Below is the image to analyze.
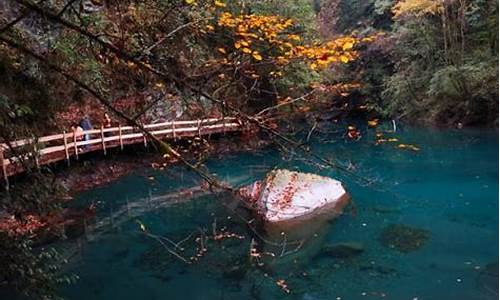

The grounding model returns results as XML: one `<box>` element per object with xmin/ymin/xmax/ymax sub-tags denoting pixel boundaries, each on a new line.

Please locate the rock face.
<box><xmin>240</xmin><ymin>169</ymin><xmax>350</xmax><ymax>227</ymax></box>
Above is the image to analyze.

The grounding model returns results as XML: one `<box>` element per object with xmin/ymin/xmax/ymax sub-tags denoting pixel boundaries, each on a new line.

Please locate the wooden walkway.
<box><xmin>0</xmin><ymin>117</ymin><xmax>241</xmax><ymax>184</ymax></box>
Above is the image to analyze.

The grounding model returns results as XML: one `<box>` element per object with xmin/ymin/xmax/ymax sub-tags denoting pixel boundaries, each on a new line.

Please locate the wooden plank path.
<box><xmin>0</xmin><ymin>117</ymin><xmax>242</xmax><ymax>185</ymax></box>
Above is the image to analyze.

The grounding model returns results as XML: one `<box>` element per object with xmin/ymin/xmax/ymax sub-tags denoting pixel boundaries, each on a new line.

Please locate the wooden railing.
<box><xmin>0</xmin><ymin>117</ymin><xmax>241</xmax><ymax>183</ymax></box>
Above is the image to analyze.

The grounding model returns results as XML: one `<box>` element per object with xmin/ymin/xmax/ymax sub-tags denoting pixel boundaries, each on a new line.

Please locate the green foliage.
<box><xmin>381</xmin><ymin>0</ymin><xmax>498</xmax><ymax>125</ymax></box>
<box><xmin>247</xmin><ymin>0</ymin><xmax>318</xmax><ymax>37</ymax></box>
<box><xmin>274</xmin><ymin>62</ymin><xmax>321</xmax><ymax>95</ymax></box>
<box><xmin>0</xmin><ymin>233</ymin><xmax>77</xmax><ymax>300</ymax></box>
<box><xmin>1</xmin><ymin>173</ymin><xmax>64</xmax><ymax>216</ymax></box>
<box><xmin>319</xmin><ymin>0</ymin><xmax>499</xmax><ymax>126</ymax></box>
<box><xmin>0</xmin><ymin>53</ymin><xmax>60</xmax><ymax>136</ymax></box>
<box><xmin>427</xmin><ymin>63</ymin><xmax>499</xmax><ymax>123</ymax></box>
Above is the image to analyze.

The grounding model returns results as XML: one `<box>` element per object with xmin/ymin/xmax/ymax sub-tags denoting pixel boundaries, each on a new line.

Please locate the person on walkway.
<box><xmin>79</xmin><ymin>114</ymin><xmax>93</xmax><ymax>149</ymax></box>
<box><xmin>71</xmin><ymin>123</ymin><xmax>84</xmax><ymax>152</ymax></box>
<box><xmin>102</xmin><ymin>112</ymin><xmax>112</xmax><ymax>137</ymax></box>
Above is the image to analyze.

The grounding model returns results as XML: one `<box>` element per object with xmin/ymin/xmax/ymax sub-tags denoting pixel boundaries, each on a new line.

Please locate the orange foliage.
<box><xmin>214</xmin><ymin>12</ymin><xmax>362</xmax><ymax>69</ymax></box>
<box><xmin>0</xmin><ymin>215</ymin><xmax>46</xmax><ymax>237</ymax></box>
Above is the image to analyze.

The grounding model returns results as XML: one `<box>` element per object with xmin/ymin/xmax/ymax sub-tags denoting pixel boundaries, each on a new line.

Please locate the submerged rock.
<box><xmin>379</xmin><ymin>224</ymin><xmax>430</xmax><ymax>253</ymax></box>
<box><xmin>477</xmin><ymin>262</ymin><xmax>499</xmax><ymax>296</ymax></box>
<box><xmin>359</xmin><ymin>264</ymin><xmax>398</xmax><ymax>277</ymax></box>
<box><xmin>223</xmin><ymin>265</ymin><xmax>247</xmax><ymax>281</ymax></box>
<box><xmin>317</xmin><ymin>242</ymin><xmax>365</xmax><ymax>259</ymax></box>
<box><xmin>372</xmin><ymin>205</ymin><xmax>401</xmax><ymax>214</ymax></box>
<box><xmin>240</xmin><ymin>169</ymin><xmax>350</xmax><ymax>227</ymax></box>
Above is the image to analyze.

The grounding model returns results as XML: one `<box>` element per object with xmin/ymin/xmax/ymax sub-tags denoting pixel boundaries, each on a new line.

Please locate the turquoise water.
<box><xmin>59</xmin><ymin>125</ymin><xmax>498</xmax><ymax>300</ymax></box>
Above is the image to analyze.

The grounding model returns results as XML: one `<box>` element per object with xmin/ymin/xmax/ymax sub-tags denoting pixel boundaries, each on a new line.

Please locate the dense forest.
<box><xmin>0</xmin><ymin>0</ymin><xmax>498</xmax><ymax>299</ymax></box>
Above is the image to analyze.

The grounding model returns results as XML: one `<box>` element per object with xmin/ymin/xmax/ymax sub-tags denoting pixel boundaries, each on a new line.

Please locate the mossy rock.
<box><xmin>379</xmin><ymin>224</ymin><xmax>430</xmax><ymax>253</ymax></box>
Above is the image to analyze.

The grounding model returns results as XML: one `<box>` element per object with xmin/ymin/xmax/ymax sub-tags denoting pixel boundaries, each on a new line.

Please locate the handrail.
<box><xmin>0</xmin><ymin>117</ymin><xmax>242</xmax><ymax>180</ymax></box>
<box><xmin>1</xmin><ymin>117</ymin><xmax>238</xmax><ymax>149</ymax></box>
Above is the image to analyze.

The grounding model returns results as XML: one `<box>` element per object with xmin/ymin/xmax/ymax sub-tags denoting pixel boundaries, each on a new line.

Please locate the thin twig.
<box><xmin>255</xmin><ymin>90</ymin><xmax>316</xmax><ymax>117</ymax></box>
<box><xmin>306</xmin><ymin>121</ymin><xmax>318</xmax><ymax>143</ymax></box>
<box><xmin>143</xmin><ymin>231</ymin><xmax>191</xmax><ymax>264</ymax></box>
<box><xmin>138</xmin><ymin>18</ymin><xmax>212</xmax><ymax>59</ymax></box>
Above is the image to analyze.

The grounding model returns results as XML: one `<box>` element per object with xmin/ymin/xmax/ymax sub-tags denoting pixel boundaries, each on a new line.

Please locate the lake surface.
<box><xmin>59</xmin><ymin>125</ymin><xmax>498</xmax><ymax>300</ymax></box>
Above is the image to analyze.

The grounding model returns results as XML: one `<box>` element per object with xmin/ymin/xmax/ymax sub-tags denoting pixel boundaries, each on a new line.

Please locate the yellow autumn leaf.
<box><xmin>217</xmin><ymin>48</ymin><xmax>226</xmax><ymax>54</ymax></box>
<box><xmin>340</xmin><ymin>55</ymin><xmax>349</xmax><ymax>63</ymax></box>
<box><xmin>185</xmin><ymin>0</ymin><xmax>196</xmax><ymax>4</ymax></box>
<box><xmin>214</xmin><ymin>0</ymin><xmax>226</xmax><ymax>7</ymax></box>
<box><xmin>310</xmin><ymin>63</ymin><xmax>318</xmax><ymax>70</ymax></box>
<box><xmin>342</xmin><ymin>41</ymin><xmax>354</xmax><ymax>50</ymax></box>
<box><xmin>234</xmin><ymin>41</ymin><xmax>241</xmax><ymax>49</ymax></box>
<box><xmin>270</xmin><ymin>71</ymin><xmax>282</xmax><ymax>77</ymax></box>
<box><xmin>252</xmin><ymin>52</ymin><xmax>263</xmax><ymax>61</ymax></box>
<box><xmin>242</xmin><ymin>47</ymin><xmax>252</xmax><ymax>54</ymax></box>
<box><xmin>367</xmin><ymin>119</ymin><xmax>378</xmax><ymax>127</ymax></box>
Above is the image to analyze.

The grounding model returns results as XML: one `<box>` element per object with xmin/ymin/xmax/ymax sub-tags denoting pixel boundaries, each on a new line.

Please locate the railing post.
<box><xmin>101</xmin><ymin>125</ymin><xmax>107</xmax><ymax>155</ymax></box>
<box><xmin>119</xmin><ymin>124</ymin><xmax>123</xmax><ymax>150</ymax></box>
<box><xmin>143</xmin><ymin>126</ymin><xmax>147</xmax><ymax>147</ymax></box>
<box><xmin>197</xmin><ymin>119</ymin><xmax>202</xmax><ymax>137</ymax></box>
<box><xmin>63</xmin><ymin>131</ymin><xmax>70</xmax><ymax>166</ymax></box>
<box><xmin>222</xmin><ymin>117</ymin><xmax>226</xmax><ymax>135</ymax></box>
<box><xmin>73</xmin><ymin>130</ymin><xmax>79</xmax><ymax>160</ymax></box>
<box><xmin>33</xmin><ymin>142</ymin><xmax>40</xmax><ymax>169</ymax></box>
<box><xmin>172</xmin><ymin>120</ymin><xmax>176</xmax><ymax>140</ymax></box>
<box><xmin>0</xmin><ymin>146</ymin><xmax>9</xmax><ymax>191</ymax></box>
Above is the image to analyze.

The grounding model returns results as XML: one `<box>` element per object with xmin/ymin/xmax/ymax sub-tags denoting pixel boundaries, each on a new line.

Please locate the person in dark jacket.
<box><xmin>79</xmin><ymin>114</ymin><xmax>93</xmax><ymax>149</ymax></box>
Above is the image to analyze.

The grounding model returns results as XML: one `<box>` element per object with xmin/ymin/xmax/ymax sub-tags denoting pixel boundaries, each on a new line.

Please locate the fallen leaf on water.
<box><xmin>367</xmin><ymin>119</ymin><xmax>378</xmax><ymax>127</ymax></box>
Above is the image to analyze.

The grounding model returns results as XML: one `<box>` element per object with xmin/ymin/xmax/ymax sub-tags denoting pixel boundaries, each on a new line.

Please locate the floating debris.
<box><xmin>276</xmin><ymin>278</ymin><xmax>291</xmax><ymax>293</ymax></box>
<box><xmin>367</xmin><ymin>119</ymin><xmax>379</xmax><ymax>127</ymax></box>
<box><xmin>347</xmin><ymin>126</ymin><xmax>361</xmax><ymax>140</ymax></box>
<box><xmin>374</xmin><ymin>132</ymin><xmax>419</xmax><ymax>151</ymax></box>
<box><xmin>397</xmin><ymin>144</ymin><xmax>420</xmax><ymax>151</ymax></box>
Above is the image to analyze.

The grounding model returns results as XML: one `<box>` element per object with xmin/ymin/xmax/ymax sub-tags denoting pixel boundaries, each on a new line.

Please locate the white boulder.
<box><xmin>240</xmin><ymin>169</ymin><xmax>350</xmax><ymax>227</ymax></box>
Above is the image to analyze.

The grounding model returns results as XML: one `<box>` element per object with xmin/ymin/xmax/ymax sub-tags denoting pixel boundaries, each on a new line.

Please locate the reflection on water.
<box><xmin>60</xmin><ymin>126</ymin><xmax>498</xmax><ymax>300</ymax></box>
